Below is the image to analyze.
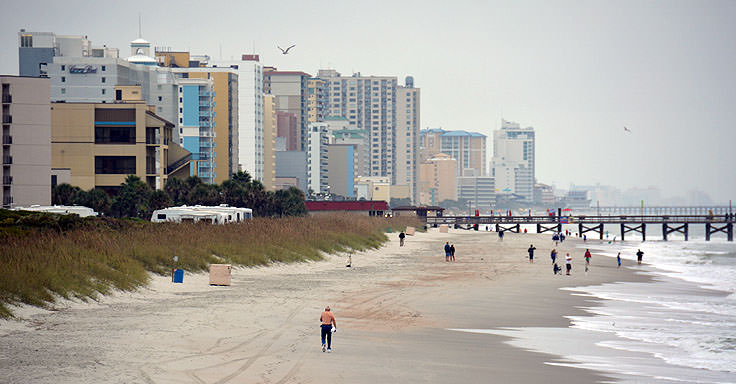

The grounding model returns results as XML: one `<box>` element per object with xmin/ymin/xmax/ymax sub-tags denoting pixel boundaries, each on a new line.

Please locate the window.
<box><xmin>158</xmin><ymin>96</ymin><xmax>162</xmax><ymax>102</ymax></box>
<box><xmin>61</xmin><ymin>88</ymin><xmax>66</xmax><ymax>94</ymax></box>
<box><xmin>101</xmin><ymin>65</ymin><xmax>106</xmax><ymax>71</ymax></box>
<box><xmin>101</xmin><ymin>89</ymin><xmax>106</xmax><ymax>95</ymax></box>
<box><xmin>61</xmin><ymin>65</ymin><xmax>65</xmax><ymax>71</ymax></box>
<box><xmin>20</xmin><ymin>35</ymin><xmax>32</xmax><ymax>47</ymax></box>
<box><xmin>101</xmin><ymin>77</ymin><xmax>106</xmax><ymax>83</ymax></box>
<box><xmin>95</xmin><ymin>125</ymin><xmax>135</xmax><ymax>144</ymax></box>
<box><xmin>61</xmin><ymin>77</ymin><xmax>65</xmax><ymax>83</ymax></box>
<box><xmin>95</xmin><ymin>156</ymin><xmax>136</xmax><ymax>174</ymax></box>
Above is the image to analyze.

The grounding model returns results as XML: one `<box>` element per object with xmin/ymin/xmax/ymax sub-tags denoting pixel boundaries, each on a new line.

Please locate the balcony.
<box><xmin>1</xmin><ymin>95</ymin><xmax>11</xmax><ymax>104</ymax></box>
<box><xmin>2</xmin><ymin>156</ymin><xmax>11</xmax><ymax>165</ymax></box>
<box><xmin>2</xmin><ymin>135</ymin><xmax>10</xmax><ymax>145</ymax></box>
<box><xmin>2</xmin><ymin>176</ymin><xmax>11</xmax><ymax>185</ymax></box>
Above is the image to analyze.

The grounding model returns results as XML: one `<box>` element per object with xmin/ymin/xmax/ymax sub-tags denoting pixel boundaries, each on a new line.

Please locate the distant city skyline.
<box><xmin>1</xmin><ymin>0</ymin><xmax>734</xmax><ymax>201</ymax></box>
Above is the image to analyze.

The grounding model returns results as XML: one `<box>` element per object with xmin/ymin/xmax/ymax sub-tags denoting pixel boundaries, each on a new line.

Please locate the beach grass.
<box><xmin>0</xmin><ymin>213</ymin><xmax>423</xmax><ymax>318</ymax></box>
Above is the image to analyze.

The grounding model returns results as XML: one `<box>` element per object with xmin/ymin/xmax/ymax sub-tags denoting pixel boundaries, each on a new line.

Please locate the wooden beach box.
<box><xmin>439</xmin><ymin>224</ymin><xmax>449</xmax><ymax>233</ymax></box>
<box><xmin>209</xmin><ymin>264</ymin><xmax>232</xmax><ymax>286</ymax></box>
<box><xmin>406</xmin><ymin>226</ymin><xmax>415</xmax><ymax>236</ymax></box>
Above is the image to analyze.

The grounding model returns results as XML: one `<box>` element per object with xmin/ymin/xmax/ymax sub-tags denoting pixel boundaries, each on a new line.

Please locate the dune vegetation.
<box><xmin>0</xmin><ymin>211</ymin><xmax>422</xmax><ymax>318</ymax></box>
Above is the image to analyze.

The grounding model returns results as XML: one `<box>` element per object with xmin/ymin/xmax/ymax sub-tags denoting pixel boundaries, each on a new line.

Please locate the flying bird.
<box><xmin>277</xmin><ymin>44</ymin><xmax>296</xmax><ymax>55</ymax></box>
<box><xmin>623</xmin><ymin>126</ymin><xmax>632</xmax><ymax>133</ymax></box>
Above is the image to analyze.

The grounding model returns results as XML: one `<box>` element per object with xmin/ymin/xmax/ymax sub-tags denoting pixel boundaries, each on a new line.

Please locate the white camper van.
<box><xmin>151</xmin><ymin>205</ymin><xmax>252</xmax><ymax>224</ymax></box>
<box><xmin>12</xmin><ymin>205</ymin><xmax>98</xmax><ymax>217</ymax></box>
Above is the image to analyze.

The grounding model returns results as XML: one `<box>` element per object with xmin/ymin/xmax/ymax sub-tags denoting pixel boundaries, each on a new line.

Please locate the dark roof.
<box><xmin>391</xmin><ymin>205</ymin><xmax>445</xmax><ymax>211</ymax></box>
<box><xmin>305</xmin><ymin>201</ymin><xmax>389</xmax><ymax>211</ymax></box>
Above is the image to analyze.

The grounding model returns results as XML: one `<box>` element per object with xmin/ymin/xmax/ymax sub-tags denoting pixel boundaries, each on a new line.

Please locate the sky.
<box><xmin>1</xmin><ymin>0</ymin><xmax>735</xmax><ymax>203</ymax></box>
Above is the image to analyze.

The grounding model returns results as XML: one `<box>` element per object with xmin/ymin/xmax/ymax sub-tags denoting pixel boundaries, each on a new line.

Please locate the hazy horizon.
<box><xmin>2</xmin><ymin>0</ymin><xmax>734</xmax><ymax>203</ymax></box>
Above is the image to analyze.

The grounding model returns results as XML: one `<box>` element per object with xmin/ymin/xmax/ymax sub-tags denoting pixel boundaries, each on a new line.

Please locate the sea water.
<box><xmin>453</xmin><ymin>238</ymin><xmax>736</xmax><ymax>383</ymax></box>
<box><xmin>561</xmin><ymin>240</ymin><xmax>736</xmax><ymax>382</ymax></box>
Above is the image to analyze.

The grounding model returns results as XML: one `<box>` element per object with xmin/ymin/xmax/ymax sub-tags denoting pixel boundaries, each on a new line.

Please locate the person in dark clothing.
<box><xmin>498</xmin><ymin>231</ymin><xmax>504</xmax><ymax>241</ymax></box>
<box><xmin>528</xmin><ymin>244</ymin><xmax>537</xmax><ymax>263</ymax></box>
<box><xmin>636</xmin><ymin>249</ymin><xmax>644</xmax><ymax>265</ymax></box>
<box><xmin>553</xmin><ymin>263</ymin><xmax>562</xmax><ymax>275</ymax></box>
<box><xmin>444</xmin><ymin>242</ymin><xmax>451</xmax><ymax>262</ymax></box>
<box><xmin>399</xmin><ymin>231</ymin><xmax>406</xmax><ymax>246</ymax></box>
<box><xmin>450</xmin><ymin>244</ymin><xmax>456</xmax><ymax>261</ymax></box>
<box><xmin>551</xmin><ymin>249</ymin><xmax>558</xmax><ymax>264</ymax></box>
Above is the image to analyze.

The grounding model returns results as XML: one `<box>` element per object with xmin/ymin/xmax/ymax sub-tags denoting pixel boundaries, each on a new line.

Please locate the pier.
<box><xmin>425</xmin><ymin>214</ymin><xmax>735</xmax><ymax>241</ymax></box>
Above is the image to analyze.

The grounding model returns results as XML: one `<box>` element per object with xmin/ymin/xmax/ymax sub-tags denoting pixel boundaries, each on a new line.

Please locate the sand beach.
<box><xmin>0</xmin><ymin>228</ymin><xmax>651</xmax><ymax>383</ymax></box>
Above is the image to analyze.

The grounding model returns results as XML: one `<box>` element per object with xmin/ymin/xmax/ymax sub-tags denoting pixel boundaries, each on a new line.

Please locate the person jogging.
<box><xmin>320</xmin><ymin>306</ymin><xmax>337</xmax><ymax>353</ymax></box>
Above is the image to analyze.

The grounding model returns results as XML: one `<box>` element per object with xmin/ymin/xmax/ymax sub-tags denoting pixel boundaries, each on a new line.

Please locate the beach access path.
<box><xmin>0</xmin><ymin>228</ymin><xmax>649</xmax><ymax>383</ymax></box>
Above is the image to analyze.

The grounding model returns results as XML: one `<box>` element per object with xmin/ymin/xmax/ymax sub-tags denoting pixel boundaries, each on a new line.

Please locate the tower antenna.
<box><xmin>138</xmin><ymin>13</ymin><xmax>142</xmax><ymax>38</ymax></box>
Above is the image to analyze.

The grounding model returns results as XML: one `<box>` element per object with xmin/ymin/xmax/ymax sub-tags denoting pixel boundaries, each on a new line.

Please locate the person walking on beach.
<box><xmin>617</xmin><ymin>252</ymin><xmax>622</xmax><ymax>268</ymax></box>
<box><xmin>636</xmin><ymin>249</ymin><xmax>644</xmax><ymax>265</ymax></box>
<box><xmin>560</xmin><ymin>233</ymin><xmax>566</xmax><ymax>243</ymax></box>
<box><xmin>320</xmin><ymin>306</ymin><xmax>337</xmax><ymax>352</ymax></box>
<box><xmin>528</xmin><ymin>244</ymin><xmax>537</xmax><ymax>263</ymax></box>
<box><xmin>584</xmin><ymin>249</ymin><xmax>592</xmax><ymax>266</ymax></box>
<box><xmin>551</xmin><ymin>248</ymin><xmax>558</xmax><ymax>264</ymax></box>
<box><xmin>399</xmin><ymin>231</ymin><xmax>405</xmax><ymax>247</ymax></box>
<box><xmin>565</xmin><ymin>253</ymin><xmax>572</xmax><ymax>275</ymax></box>
<box><xmin>552</xmin><ymin>233</ymin><xmax>559</xmax><ymax>246</ymax></box>
<box><xmin>498</xmin><ymin>230</ymin><xmax>504</xmax><ymax>241</ymax></box>
<box><xmin>450</xmin><ymin>244</ymin><xmax>456</xmax><ymax>262</ymax></box>
<box><xmin>444</xmin><ymin>242</ymin><xmax>451</xmax><ymax>262</ymax></box>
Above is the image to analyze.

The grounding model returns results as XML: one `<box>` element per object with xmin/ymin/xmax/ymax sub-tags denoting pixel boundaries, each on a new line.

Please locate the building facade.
<box><xmin>262</xmin><ymin>94</ymin><xmax>276</xmax><ymax>190</ymax></box>
<box><xmin>1</xmin><ymin>76</ymin><xmax>51</xmax><ymax>207</ymax></box>
<box><xmin>316</xmin><ymin>70</ymin><xmax>419</xmax><ymax>202</ymax></box>
<box><xmin>306</xmin><ymin>123</ymin><xmax>329</xmax><ymax>194</ymax></box>
<box><xmin>418</xmin><ymin>153</ymin><xmax>457</xmax><ymax>205</ymax></box>
<box><xmin>264</xmin><ymin>69</ymin><xmax>310</xmax><ymax>151</ymax></box>
<box><xmin>50</xmin><ymin>102</ymin><xmax>183</xmax><ymax>192</ymax></box>
<box><xmin>326</xmin><ymin>144</ymin><xmax>355</xmax><ymax>198</ymax></box>
<box><xmin>457</xmin><ymin>168</ymin><xmax>495</xmax><ymax>212</ymax></box>
<box><xmin>212</xmin><ymin>54</ymin><xmax>264</xmax><ymax>181</ymax></box>
<box><xmin>420</xmin><ymin>128</ymin><xmax>487</xmax><ymax>176</ymax></box>
<box><xmin>491</xmin><ymin>119</ymin><xmax>535</xmax><ymax>202</ymax></box>
<box><xmin>177</xmin><ymin>79</ymin><xmax>215</xmax><ymax>183</ymax></box>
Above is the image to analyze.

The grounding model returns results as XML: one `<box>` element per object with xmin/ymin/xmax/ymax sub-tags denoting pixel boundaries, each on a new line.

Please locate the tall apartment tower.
<box><xmin>177</xmin><ymin>79</ymin><xmax>215</xmax><ymax>183</ymax></box>
<box><xmin>317</xmin><ymin>70</ymin><xmax>419</xmax><ymax>202</ymax></box>
<box><xmin>306</xmin><ymin>122</ymin><xmax>329</xmax><ymax>194</ymax></box>
<box><xmin>491</xmin><ymin>119</ymin><xmax>535</xmax><ymax>202</ymax></box>
<box><xmin>212</xmin><ymin>54</ymin><xmax>264</xmax><ymax>181</ymax></box>
<box><xmin>1</xmin><ymin>76</ymin><xmax>51</xmax><ymax>207</ymax></box>
<box><xmin>263</xmin><ymin>69</ymin><xmax>310</xmax><ymax>151</ymax></box>
<box><xmin>262</xmin><ymin>94</ymin><xmax>277</xmax><ymax>190</ymax></box>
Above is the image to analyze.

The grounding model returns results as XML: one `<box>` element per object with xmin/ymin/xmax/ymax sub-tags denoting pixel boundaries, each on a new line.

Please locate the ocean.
<box><xmin>456</xmin><ymin>231</ymin><xmax>736</xmax><ymax>383</ymax></box>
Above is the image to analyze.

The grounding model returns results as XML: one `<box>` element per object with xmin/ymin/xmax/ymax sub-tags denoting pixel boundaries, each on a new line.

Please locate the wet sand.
<box><xmin>0</xmin><ymin>227</ymin><xmax>648</xmax><ymax>383</ymax></box>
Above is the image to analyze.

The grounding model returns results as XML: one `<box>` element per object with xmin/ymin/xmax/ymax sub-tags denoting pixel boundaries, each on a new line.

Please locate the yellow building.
<box><xmin>262</xmin><ymin>94</ymin><xmax>276</xmax><ymax>190</ymax></box>
<box><xmin>51</xmin><ymin>102</ymin><xmax>189</xmax><ymax>192</ymax></box>
<box><xmin>418</xmin><ymin>153</ymin><xmax>457</xmax><ymax>205</ymax></box>
<box><xmin>307</xmin><ymin>78</ymin><xmax>326</xmax><ymax>123</ymax></box>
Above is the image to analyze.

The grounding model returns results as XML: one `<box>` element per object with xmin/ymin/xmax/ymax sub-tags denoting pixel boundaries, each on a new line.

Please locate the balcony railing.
<box><xmin>166</xmin><ymin>153</ymin><xmax>191</xmax><ymax>174</ymax></box>
<box><xmin>2</xmin><ymin>156</ymin><xmax>12</xmax><ymax>165</ymax></box>
<box><xmin>2</xmin><ymin>135</ymin><xmax>11</xmax><ymax>145</ymax></box>
<box><xmin>1</xmin><ymin>95</ymin><xmax>11</xmax><ymax>103</ymax></box>
<box><xmin>2</xmin><ymin>176</ymin><xmax>12</xmax><ymax>185</ymax></box>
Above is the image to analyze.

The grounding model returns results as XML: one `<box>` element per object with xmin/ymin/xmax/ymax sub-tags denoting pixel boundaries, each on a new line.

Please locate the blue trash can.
<box><xmin>173</xmin><ymin>269</ymin><xmax>184</xmax><ymax>283</ymax></box>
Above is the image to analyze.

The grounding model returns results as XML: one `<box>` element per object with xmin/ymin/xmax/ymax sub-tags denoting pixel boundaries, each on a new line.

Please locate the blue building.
<box><xmin>177</xmin><ymin>79</ymin><xmax>216</xmax><ymax>183</ymax></box>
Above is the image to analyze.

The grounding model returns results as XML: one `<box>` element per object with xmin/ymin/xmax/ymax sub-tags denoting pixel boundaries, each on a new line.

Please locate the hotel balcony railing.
<box><xmin>200</xmin><ymin>141</ymin><xmax>214</xmax><ymax>148</ymax></box>
<box><xmin>2</xmin><ymin>156</ymin><xmax>12</xmax><ymax>165</ymax></box>
<box><xmin>2</xmin><ymin>176</ymin><xmax>11</xmax><ymax>185</ymax></box>
<box><xmin>1</xmin><ymin>95</ymin><xmax>11</xmax><ymax>103</ymax></box>
<box><xmin>2</xmin><ymin>135</ymin><xmax>11</xmax><ymax>145</ymax></box>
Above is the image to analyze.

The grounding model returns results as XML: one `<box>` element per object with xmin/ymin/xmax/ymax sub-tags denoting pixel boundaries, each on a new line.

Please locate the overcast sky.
<box><xmin>2</xmin><ymin>0</ymin><xmax>735</xmax><ymax>202</ymax></box>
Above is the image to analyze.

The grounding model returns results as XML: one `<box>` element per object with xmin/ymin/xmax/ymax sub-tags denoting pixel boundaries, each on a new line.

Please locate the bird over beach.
<box><xmin>278</xmin><ymin>44</ymin><xmax>296</xmax><ymax>54</ymax></box>
<box><xmin>624</xmin><ymin>126</ymin><xmax>632</xmax><ymax>133</ymax></box>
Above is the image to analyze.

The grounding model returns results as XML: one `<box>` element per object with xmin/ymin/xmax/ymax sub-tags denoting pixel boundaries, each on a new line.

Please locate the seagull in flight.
<box><xmin>623</xmin><ymin>126</ymin><xmax>632</xmax><ymax>133</ymax></box>
<box><xmin>277</xmin><ymin>44</ymin><xmax>296</xmax><ymax>55</ymax></box>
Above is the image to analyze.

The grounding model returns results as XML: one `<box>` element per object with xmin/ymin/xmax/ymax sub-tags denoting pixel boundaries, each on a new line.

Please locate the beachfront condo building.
<box><xmin>50</xmin><ymin>101</ymin><xmax>190</xmax><ymax>192</ymax></box>
<box><xmin>306</xmin><ymin>122</ymin><xmax>330</xmax><ymax>195</ymax></box>
<box><xmin>326</xmin><ymin>144</ymin><xmax>356</xmax><ymax>198</ymax></box>
<box><xmin>210</xmin><ymin>55</ymin><xmax>264</xmax><ymax>182</ymax></box>
<box><xmin>457</xmin><ymin>168</ymin><xmax>495</xmax><ymax>212</ymax></box>
<box><xmin>418</xmin><ymin>153</ymin><xmax>457</xmax><ymax>206</ymax></box>
<box><xmin>316</xmin><ymin>70</ymin><xmax>420</xmax><ymax>203</ymax></box>
<box><xmin>264</xmin><ymin>68</ymin><xmax>311</xmax><ymax>152</ymax></box>
<box><xmin>307</xmin><ymin>77</ymin><xmax>327</xmax><ymax>123</ymax></box>
<box><xmin>262</xmin><ymin>94</ymin><xmax>276</xmax><ymax>190</ymax></box>
<box><xmin>1</xmin><ymin>75</ymin><xmax>51</xmax><ymax>208</ymax></box>
<box><xmin>176</xmin><ymin>79</ymin><xmax>216</xmax><ymax>184</ymax></box>
<box><xmin>491</xmin><ymin>119</ymin><xmax>535</xmax><ymax>202</ymax></box>
<box><xmin>419</xmin><ymin>128</ymin><xmax>487</xmax><ymax>177</ymax></box>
